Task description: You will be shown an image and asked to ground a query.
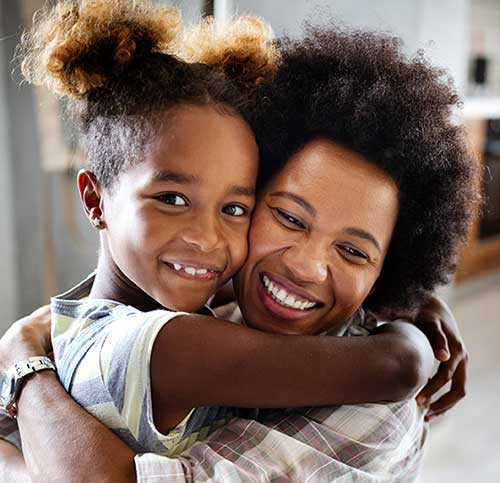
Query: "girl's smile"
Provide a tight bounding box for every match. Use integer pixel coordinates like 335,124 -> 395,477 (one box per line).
84,103 -> 258,313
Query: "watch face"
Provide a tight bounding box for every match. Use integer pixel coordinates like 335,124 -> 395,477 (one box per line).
0,371 -> 15,407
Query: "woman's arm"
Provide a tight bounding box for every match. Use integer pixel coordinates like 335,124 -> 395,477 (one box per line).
150,314 -> 434,432
0,440 -> 28,483
0,308 -> 136,483
17,371 -> 136,483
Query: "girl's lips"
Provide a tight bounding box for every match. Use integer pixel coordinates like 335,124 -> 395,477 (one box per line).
163,261 -> 218,281
256,275 -> 320,321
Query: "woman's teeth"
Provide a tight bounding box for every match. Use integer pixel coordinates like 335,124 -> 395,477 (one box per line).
170,262 -> 212,276
262,275 -> 317,311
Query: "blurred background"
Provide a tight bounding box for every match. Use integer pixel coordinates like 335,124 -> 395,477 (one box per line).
0,0 -> 499,481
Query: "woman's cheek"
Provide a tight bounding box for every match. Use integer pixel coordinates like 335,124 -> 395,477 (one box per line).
335,270 -> 374,319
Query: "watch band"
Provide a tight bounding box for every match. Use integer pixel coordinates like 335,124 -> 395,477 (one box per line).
7,356 -> 56,418
12,356 -> 55,379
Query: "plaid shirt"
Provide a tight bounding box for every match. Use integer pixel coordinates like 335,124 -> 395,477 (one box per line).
1,305 -> 427,481
135,400 -> 427,482
134,308 -> 427,482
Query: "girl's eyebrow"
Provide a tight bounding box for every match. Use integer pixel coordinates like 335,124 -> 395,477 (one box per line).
151,170 -> 254,197
151,170 -> 198,184
232,186 -> 255,197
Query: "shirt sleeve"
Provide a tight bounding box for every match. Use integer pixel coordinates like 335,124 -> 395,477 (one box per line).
0,410 -> 21,451
96,307 -> 190,454
134,399 -> 426,482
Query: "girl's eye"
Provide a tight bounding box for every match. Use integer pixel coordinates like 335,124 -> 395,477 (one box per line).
223,204 -> 247,217
338,245 -> 368,263
157,193 -> 188,206
274,208 -> 306,230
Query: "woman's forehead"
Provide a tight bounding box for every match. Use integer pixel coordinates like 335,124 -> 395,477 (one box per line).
262,138 -> 399,245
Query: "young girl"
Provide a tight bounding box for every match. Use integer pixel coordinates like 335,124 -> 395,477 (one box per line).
1,0 -> 441,461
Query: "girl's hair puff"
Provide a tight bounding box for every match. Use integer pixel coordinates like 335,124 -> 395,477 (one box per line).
20,0 -> 181,98
179,15 -> 280,90
17,0 -> 273,189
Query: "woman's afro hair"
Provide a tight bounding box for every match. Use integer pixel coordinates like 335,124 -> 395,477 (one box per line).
252,24 -> 482,312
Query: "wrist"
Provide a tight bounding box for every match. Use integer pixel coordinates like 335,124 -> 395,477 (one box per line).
17,369 -> 59,414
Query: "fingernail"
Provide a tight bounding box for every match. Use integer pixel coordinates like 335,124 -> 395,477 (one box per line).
438,349 -> 450,361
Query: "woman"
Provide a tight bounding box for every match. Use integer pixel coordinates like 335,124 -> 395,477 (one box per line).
0,21 -> 476,482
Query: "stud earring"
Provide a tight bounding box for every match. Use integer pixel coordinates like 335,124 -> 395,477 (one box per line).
91,217 -> 104,228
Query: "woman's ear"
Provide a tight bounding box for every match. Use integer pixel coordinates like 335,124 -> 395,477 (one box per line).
77,170 -> 106,230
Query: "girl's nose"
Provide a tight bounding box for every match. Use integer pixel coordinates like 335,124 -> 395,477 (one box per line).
181,215 -> 223,253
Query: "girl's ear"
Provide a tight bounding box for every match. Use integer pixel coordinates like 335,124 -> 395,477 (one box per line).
77,170 -> 106,230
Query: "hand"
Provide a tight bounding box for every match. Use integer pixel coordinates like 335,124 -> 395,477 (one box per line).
412,296 -> 468,421
0,305 -> 52,373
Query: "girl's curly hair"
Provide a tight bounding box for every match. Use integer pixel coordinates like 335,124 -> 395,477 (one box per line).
18,0 -> 279,189
252,25 -> 482,311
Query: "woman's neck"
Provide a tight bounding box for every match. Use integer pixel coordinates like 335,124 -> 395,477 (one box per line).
90,253 -> 163,312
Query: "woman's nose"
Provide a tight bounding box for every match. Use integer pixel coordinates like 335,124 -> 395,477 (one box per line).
281,242 -> 329,284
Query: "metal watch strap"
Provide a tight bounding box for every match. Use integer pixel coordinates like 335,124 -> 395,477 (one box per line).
7,356 -> 56,418
13,356 -> 55,378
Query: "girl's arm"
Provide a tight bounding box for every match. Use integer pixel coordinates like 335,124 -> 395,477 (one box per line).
150,314 -> 434,432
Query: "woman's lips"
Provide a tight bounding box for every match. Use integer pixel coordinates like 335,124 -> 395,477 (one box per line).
257,274 -> 322,321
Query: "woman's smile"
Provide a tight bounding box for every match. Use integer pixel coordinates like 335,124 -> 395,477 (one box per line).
234,138 -> 399,336
258,272 -> 324,319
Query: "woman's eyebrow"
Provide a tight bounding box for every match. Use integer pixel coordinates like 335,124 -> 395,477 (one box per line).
269,191 -> 316,216
343,227 -> 381,253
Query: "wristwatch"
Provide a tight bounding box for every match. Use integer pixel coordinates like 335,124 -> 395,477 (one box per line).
0,356 -> 56,418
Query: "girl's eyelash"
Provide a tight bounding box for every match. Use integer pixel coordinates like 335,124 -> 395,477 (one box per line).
275,208 -> 305,229
223,204 -> 248,217
156,193 -> 188,206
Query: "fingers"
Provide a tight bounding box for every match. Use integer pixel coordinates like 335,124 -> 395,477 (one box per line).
415,315 -> 450,361
425,359 -> 467,421
416,354 -> 462,405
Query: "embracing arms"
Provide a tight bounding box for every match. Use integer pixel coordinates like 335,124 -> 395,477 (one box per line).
150,314 -> 433,432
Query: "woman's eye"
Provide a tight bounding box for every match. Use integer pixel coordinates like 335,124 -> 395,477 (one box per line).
339,245 -> 368,261
157,193 -> 188,206
223,204 -> 247,217
275,208 -> 305,229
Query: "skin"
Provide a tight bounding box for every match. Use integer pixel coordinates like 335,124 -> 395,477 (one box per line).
1,138 -> 451,481
87,103 -> 258,313
235,138 -> 399,336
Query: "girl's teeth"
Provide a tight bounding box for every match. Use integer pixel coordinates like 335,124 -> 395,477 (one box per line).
262,275 -> 317,311
170,263 -> 212,276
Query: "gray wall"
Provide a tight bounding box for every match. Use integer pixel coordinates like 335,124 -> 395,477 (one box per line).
0,1 -> 45,332
0,0 -> 209,334
0,1 -> 20,330
227,0 -> 470,93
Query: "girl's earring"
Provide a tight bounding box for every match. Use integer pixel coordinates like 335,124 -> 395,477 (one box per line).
91,217 -> 104,229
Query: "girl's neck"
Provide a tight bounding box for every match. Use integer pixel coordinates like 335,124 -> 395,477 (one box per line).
91,253 -> 163,312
